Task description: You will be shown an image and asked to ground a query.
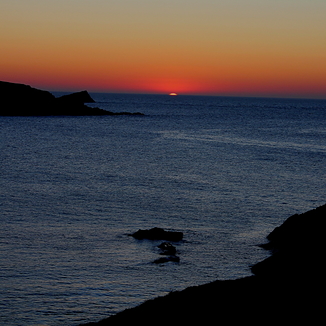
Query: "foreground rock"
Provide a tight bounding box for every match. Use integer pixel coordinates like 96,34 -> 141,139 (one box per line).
0,81 -> 144,116
80,204 -> 326,325
251,204 -> 326,278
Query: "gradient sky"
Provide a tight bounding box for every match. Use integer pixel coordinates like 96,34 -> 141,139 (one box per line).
1,0 -> 326,98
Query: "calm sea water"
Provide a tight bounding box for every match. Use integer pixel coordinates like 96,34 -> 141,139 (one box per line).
1,94 -> 325,325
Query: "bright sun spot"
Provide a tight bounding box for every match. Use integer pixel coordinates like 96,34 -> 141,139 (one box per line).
169,92 -> 178,96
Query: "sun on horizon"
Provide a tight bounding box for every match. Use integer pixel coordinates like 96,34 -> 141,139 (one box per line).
169,92 -> 178,96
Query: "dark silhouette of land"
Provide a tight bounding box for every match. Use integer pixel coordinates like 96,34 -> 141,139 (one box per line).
0,81 -> 143,116
80,204 -> 326,325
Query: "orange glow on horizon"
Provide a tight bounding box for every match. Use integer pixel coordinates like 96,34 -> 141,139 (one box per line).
2,46 -> 325,98
1,1 -> 326,99
2,69 -> 326,99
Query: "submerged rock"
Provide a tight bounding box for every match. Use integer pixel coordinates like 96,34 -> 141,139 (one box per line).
158,242 -> 177,256
104,111 -> 144,116
130,227 -> 183,242
155,242 -> 179,263
153,256 -> 180,264
130,230 -> 182,264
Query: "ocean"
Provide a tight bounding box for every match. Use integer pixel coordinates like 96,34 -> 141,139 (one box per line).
1,94 -> 325,325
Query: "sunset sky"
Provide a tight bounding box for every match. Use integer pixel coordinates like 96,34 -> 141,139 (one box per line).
1,0 -> 326,98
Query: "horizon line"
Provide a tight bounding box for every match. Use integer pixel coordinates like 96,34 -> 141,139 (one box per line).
2,80 -> 326,101
50,89 -> 326,101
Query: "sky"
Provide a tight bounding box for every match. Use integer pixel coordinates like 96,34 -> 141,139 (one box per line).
1,0 -> 326,98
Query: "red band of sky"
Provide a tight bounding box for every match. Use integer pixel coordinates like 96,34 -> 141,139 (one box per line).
1,1 -> 325,98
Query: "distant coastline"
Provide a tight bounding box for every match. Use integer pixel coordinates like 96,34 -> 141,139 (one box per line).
0,81 -> 144,116
80,204 -> 326,325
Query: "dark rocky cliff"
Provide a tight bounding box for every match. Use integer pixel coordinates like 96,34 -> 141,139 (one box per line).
0,81 -> 143,116
80,204 -> 326,325
0,80 -> 107,116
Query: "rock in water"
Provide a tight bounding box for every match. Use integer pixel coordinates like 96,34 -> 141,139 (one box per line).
130,228 -> 183,241
153,256 -> 180,264
158,242 -> 177,255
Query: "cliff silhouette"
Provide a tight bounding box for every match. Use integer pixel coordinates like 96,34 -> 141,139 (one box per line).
81,204 -> 326,325
0,81 -> 143,116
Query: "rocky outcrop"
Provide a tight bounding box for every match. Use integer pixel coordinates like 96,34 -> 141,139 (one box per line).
56,90 -> 95,105
261,204 -> 325,250
130,227 -> 183,242
80,204 -> 326,325
0,81 -> 144,116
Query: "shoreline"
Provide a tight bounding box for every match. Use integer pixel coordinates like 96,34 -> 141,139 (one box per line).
80,204 -> 325,325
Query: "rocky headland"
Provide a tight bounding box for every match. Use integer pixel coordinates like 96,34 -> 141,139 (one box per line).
0,81 -> 143,116
81,204 -> 326,325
